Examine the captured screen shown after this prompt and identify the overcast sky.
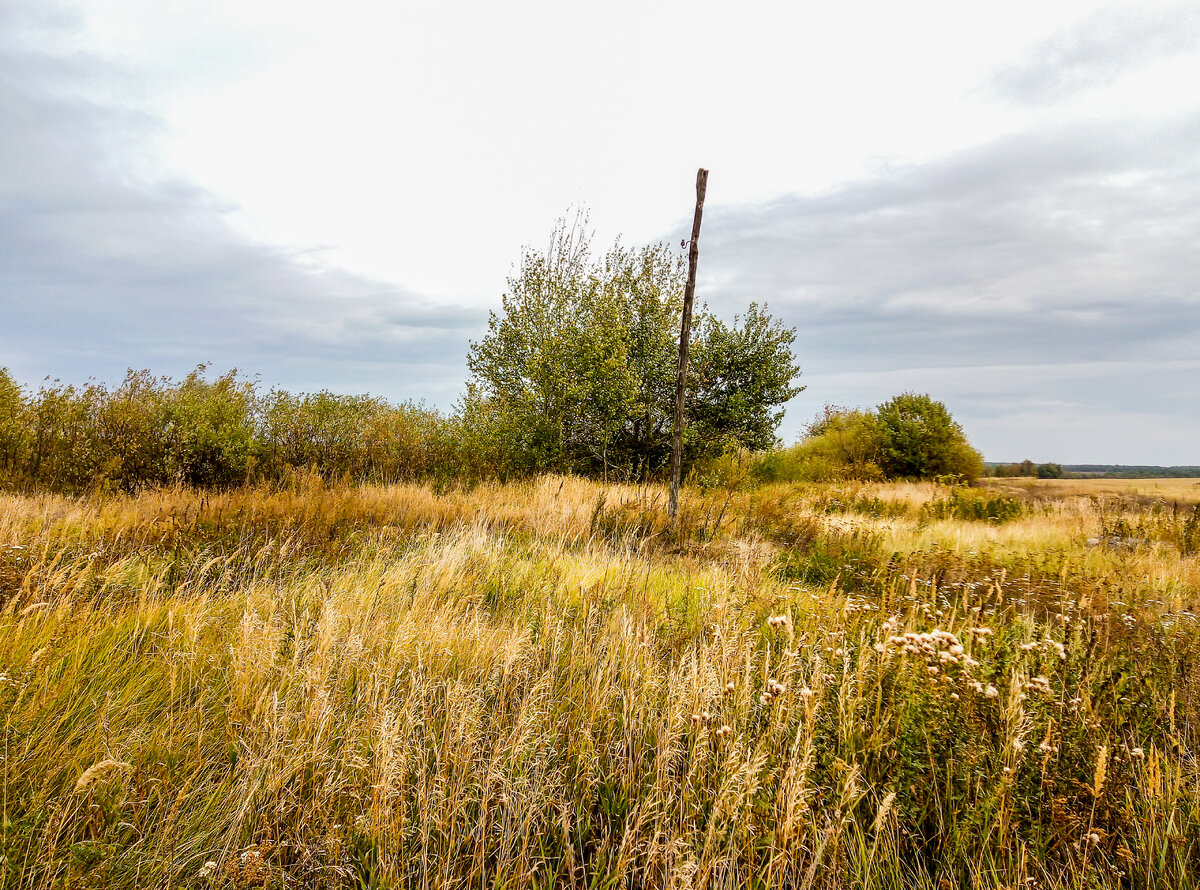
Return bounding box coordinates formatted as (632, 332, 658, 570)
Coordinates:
(2, 0, 1198, 463)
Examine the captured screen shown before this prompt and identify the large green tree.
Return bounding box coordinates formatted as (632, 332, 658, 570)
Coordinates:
(873, 393, 983, 482)
(464, 218, 803, 479)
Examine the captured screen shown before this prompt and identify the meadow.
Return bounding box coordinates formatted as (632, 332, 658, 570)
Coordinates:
(0, 475, 1198, 888)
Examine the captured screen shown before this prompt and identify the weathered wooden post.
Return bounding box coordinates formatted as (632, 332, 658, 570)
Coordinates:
(669, 168, 708, 519)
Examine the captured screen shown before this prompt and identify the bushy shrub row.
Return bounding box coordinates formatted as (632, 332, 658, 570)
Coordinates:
(0, 366, 492, 493)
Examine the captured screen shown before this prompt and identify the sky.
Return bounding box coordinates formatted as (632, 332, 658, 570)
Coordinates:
(2, 0, 1198, 464)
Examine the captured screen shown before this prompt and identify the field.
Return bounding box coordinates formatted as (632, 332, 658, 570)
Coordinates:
(1, 476, 1198, 888)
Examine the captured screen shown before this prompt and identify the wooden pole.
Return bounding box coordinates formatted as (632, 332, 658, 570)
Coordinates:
(669, 168, 708, 519)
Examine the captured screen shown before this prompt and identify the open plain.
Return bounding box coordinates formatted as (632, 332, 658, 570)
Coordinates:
(0, 476, 1197, 888)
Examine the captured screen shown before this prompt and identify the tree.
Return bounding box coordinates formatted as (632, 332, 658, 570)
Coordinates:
(688, 304, 804, 460)
(464, 216, 803, 479)
(873, 393, 982, 482)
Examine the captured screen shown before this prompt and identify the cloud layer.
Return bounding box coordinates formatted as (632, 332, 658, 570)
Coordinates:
(0, 5, 479, 404)
(701, 112, 1200, 461)
(989, 5, 1200, 103)
(2, 2, 1198, 464)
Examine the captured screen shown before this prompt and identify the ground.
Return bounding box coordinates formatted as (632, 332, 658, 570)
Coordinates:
(0, 476, 1196, 888)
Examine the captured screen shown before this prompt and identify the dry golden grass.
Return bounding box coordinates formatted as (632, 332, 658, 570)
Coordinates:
(984, 475, 1200, 504)
(0, 476, 1197, 888)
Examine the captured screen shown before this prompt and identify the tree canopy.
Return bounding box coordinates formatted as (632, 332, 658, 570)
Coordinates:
(464, 218, 804, 480)
(873, 393, 983, 482)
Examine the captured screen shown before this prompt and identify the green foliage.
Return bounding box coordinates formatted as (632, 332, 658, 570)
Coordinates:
(874, 393, 983, 482)
(0, 368, 29, 477)
(921, 489, 1025, 523)
(0, 366, 461, 493)
(465, 216, 803, 480)
(756, 396, 983, 484)
(159, 367, 258, 487)
(687, 304, 802, 460)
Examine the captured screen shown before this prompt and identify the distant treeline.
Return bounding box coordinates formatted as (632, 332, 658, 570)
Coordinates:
(984, 460, 1064, 478)
(1063, 465, 1200, 479)
(984, 461, 1200, 479)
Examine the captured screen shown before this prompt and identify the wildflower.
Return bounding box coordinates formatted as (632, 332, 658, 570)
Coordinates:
(798, 686, 814, 699)
(725, 680, 735, 694)
(985, 685, 999, 698)
(949, 643, 964, 656)
(197, 861, 218, 880)
(690, 713, 703, 726)
(1130, 747, 1145, 759)
(759, 694, 771, 705)
(1013, 738, 1026, 753)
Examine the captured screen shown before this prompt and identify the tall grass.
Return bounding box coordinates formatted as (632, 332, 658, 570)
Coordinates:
(0, 477, 1197, 888)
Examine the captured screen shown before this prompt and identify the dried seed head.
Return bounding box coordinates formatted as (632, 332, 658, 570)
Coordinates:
(1093, 745, 1109, 796)
(74, 759, 131, 792)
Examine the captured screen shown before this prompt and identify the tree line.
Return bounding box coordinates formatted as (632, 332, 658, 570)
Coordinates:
(2, 218, 996, 493)
(985, 459, 1064, 478)
(0, 222, 805, 493)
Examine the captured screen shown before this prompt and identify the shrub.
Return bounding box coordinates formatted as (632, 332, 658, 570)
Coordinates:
(757, 396, 983, 484)
(922, 489, 1024, 523)
(874, 393, 983, 483)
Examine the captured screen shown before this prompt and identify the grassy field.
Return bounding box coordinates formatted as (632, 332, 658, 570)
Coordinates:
(1, 476, 1198, 888)
(984, 476, 1200, 504)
